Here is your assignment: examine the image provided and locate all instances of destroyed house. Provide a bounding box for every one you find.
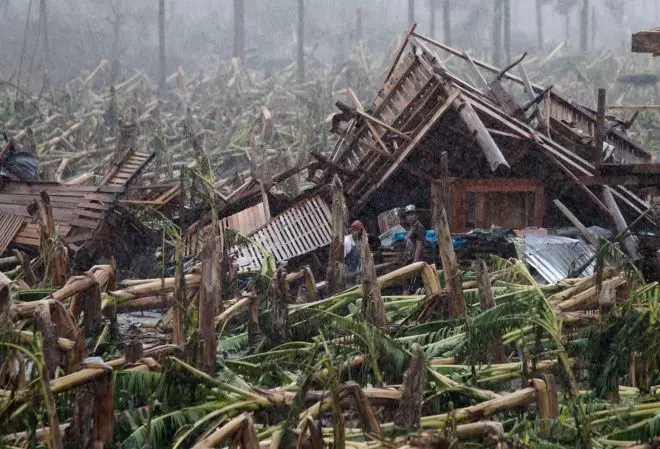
[0,148,155,263]
[311,25,656,235]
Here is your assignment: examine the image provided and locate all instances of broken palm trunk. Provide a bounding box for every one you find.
[475,259,506,364]
[394,342,427,429]
[326,175,346,295]
[357,228,387,328]
[34,302,60,379]
[268,267,289,346]
[431,180,465,316]
[198,226,220,373]
[30,191,69,286]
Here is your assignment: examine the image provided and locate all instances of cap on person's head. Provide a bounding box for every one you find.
[350,220,364,231]
[403,204,417,216]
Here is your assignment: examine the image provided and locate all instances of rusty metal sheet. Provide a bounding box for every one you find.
[0,211,27,255]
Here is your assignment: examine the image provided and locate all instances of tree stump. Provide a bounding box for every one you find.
[269,267,289,346]
[394,343,427,429]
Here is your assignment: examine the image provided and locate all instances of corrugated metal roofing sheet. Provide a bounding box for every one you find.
[523,233,595,284]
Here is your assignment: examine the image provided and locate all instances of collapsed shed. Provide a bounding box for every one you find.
[0,147,156,267]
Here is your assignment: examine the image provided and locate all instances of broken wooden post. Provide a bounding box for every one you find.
[475,259,506,363]
[595,88,606,165]
[269,267,289,346]
[198,226,219,373]
[357,229,388,328]
[431,180,464,317]
[602,187,641,261]
[394,343,426,429]
[326,175,346,296]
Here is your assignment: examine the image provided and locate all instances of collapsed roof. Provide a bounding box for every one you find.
[312,25,655,227]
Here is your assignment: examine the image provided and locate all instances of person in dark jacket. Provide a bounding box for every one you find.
[403,204,426,294]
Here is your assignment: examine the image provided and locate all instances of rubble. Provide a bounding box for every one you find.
[0,21,659,449]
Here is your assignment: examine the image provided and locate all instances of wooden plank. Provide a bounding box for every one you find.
[12,235,40,246]
[71,217,101,230]
[74,209,104,220]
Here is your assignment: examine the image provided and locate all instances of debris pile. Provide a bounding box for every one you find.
[0,25,659,449]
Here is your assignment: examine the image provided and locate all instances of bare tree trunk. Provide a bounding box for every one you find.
[158,0,166,93]
[356,7,363,41]
[429,0,436,39]
[503,0,511,62]
[111,15,120,84]
[591,5,596,49]
[408,0,414,24]
[234,0,245,61]
[535,0,543,50]
[39,0,49,71]
[564,12,570,44]
[580,0,588,51]
[493,0,503,66]
[296,0,304,84]
[443,0,451,45]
